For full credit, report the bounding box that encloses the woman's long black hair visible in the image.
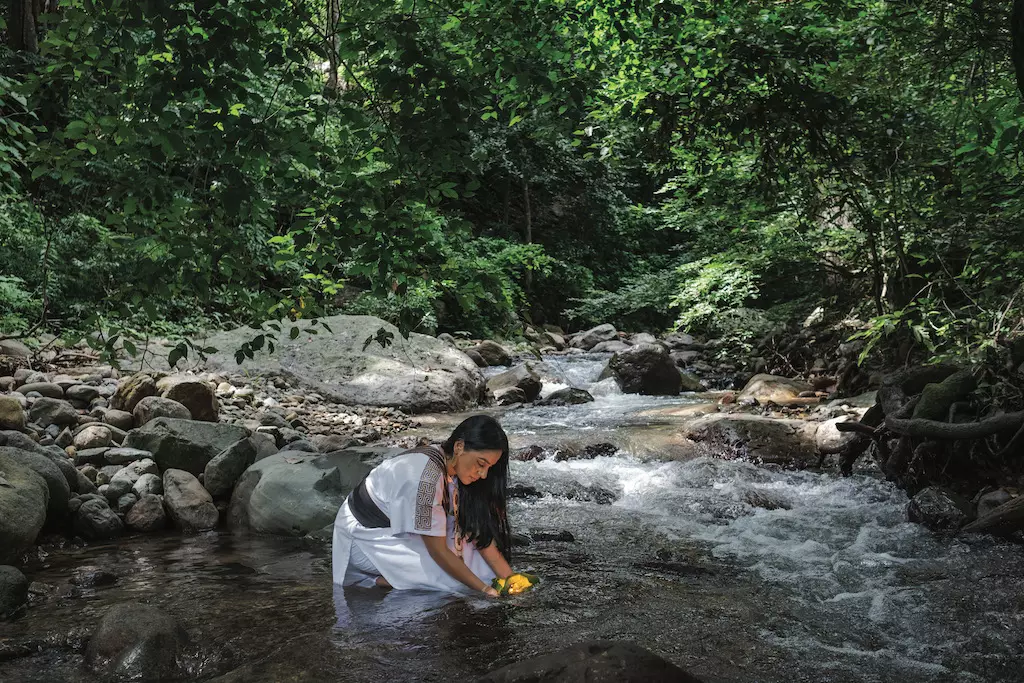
[441,414,512,559]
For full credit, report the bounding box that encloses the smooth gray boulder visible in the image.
[122,418,249,475]
[163,469,218,531]
[203,437,258,497]
[86,603,188,681]
[228,449,373,537]
[0,452,48,563]
[203,315,485,413]
[156,376,219,422]
[738,374,814,405]
[0,446,70,522]
[0,396,25,430]
[469,340,511,367]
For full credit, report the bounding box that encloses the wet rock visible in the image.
[511,445,546,462]
[228,449,373,537]
[907,487,973,532]
[0,565,28,618]
[743,488,793,511]
[74,425,112,450]
[204,437,259,497]
[126,494,167,532]
[70,567,118,588]
[204,315,485,413]
[163,469,219,531]
[156,376,219,422]
[116,492,138,514]
[0,446,70,523]
[27,398,78,428]
[123,418,249,475]
[683,413,820,468]
[737,374,813,405]
[603,343,681,396]
[86,603,189,681]
[962,494,1024,536]
[470,340,512,367]
[508,484,543,499]
[110,373,158,413]
[536,388,594,407]
[73,498,124,540]
[554,442,618,462]
[494,387,528,405]
[488,362,542,402]
[511,531,532,547]
[480,641,703,683]
[0,396,26,431]
[565,484,617,505]
[570,324,618,351]
[466,350,487,368]
[103,409,135,431]
[132,396,192,426]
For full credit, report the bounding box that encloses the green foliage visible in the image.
[670,258,761,336]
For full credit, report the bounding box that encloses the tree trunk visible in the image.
[324,0,341,95]
[8,0,38,52]
[522,179,532,293]
[1014,0,1024,98]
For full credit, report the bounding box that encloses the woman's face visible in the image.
[452,441,503,485]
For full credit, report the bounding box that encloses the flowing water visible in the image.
[2,355,1023,682]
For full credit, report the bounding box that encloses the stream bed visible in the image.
[2,354,1022,682]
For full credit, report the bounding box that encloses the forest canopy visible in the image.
[2,0,1023,369]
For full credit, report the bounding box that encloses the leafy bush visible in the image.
[670,257,760,336]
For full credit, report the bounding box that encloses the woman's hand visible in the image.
[482,586,500,597]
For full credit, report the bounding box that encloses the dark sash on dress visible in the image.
[346,445,448,529]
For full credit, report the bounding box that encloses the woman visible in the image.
[332,414,515,597]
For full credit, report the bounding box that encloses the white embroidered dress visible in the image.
[331,446,496,592]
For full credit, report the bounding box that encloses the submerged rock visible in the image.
[86,603,189,681]
[480,640,704,682]
[907,487,973,532]
[537,388,594,407]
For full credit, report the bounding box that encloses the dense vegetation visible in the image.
[2,0,1023,373]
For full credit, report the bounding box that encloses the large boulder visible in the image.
[0,339,31,358]
[737,374,813,405]
[0,452,48,563]
[602,344,681,396]
[487,363,542,402]
[0,446,70,523]
[228,449,373,538]
[162,469,219,531]
[156,376,219,422]
[203,315,485,413]
[132,396,191,426]
[204,437,259,497]
[480,641,703,683]
[86,603,189,681]
[0,396,25,431]
[122,418,249,475]
[682,413,820,467]
[570,324,618,351]
[110,373,158,413]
